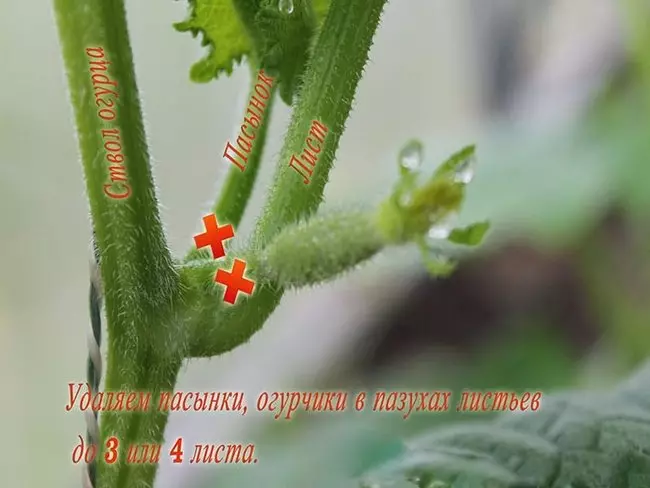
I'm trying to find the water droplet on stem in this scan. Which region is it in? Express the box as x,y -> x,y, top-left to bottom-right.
427,213 -> 458,240
399,140 -> 423,171
454,154 -> 476,184
278,0 -> 294,14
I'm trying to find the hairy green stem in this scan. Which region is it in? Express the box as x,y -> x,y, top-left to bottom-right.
190,0 -> 388,357
214,70 -> 276,227
256,210 -> 384,286
182,209 -> 383,356
54,1 -> 181,487
255,0 -> 387,241
187,64 -> 276,264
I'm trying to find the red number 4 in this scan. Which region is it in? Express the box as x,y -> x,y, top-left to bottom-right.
169,437 -> 183,464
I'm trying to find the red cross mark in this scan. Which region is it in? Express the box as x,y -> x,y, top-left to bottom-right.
193,214 -> 235,259
215,259 -> 256,304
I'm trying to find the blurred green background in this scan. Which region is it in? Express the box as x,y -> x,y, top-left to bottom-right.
3,0 -> 650,486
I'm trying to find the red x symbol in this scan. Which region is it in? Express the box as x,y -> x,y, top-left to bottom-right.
215,259 -> 255,304
193,214 -> 235,259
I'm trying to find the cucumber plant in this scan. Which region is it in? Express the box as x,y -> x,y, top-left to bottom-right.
53,1 -> 488,487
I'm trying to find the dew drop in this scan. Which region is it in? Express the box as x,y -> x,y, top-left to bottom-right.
428,223 -> 451,240
399,140 -> 423,171
454,154 -> 476,184
278,0 -> 294,14
427,213 -> 458,240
